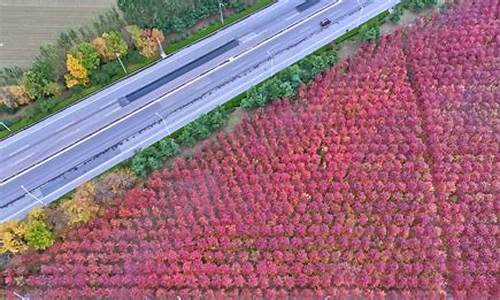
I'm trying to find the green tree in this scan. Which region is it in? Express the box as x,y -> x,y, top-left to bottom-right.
102,31 -> 128,59
158,138 -> 180,157
191,121 -> 210,140
404,0 -> 438,11
21,65 -> 58,100
278,64 -> 302,87
131,152 -> 147,177
263,77 -> 284,100
0,66 -> 24,86
178,125 -> 197,145
389,5 -> 404,23
71,42 -> 100,71
205,108 -> 227,130
241,87 -> 267,109
24,220 -> 54,250
147,155 -> 163,170
38,44 -> 66,82
279,81 -> 295,98
360,24 -> 380,42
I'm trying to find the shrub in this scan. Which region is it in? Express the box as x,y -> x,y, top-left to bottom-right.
101,61 -> 123,78
94,169 -> 138,203
125,50 -> 147,65
126,25 -> 166,58
0,106 -> 19,115
71,43 -> 100,70
21,68 -> 54,100
360,23 -> 381,42
23,220 -> 54,250
0,221 -> 27,254
24,102 -> 42,120
37,98 -> 57,114
0,85 -> 31,109
131,137 -> 180,177
60,182 -> 99,225
89,70 -> 111,85
93,31 -> 128,62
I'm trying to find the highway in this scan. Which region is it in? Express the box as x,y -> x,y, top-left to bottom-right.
0,0 -> 400,221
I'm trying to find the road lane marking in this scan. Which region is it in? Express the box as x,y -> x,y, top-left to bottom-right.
11,152 -> 34,168
0,0 -> 288,150
6,144 -> 31,158
0,0 -> 343,187
2,0 -> 402,222
286,11 -> 299,21
104,107 -> 122,117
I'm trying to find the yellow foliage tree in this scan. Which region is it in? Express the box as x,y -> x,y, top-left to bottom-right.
92,31 -> 128,62
0,221 -> 27,254
64,54 -> 88,88
126,26 -> 166,59
125,25 -> 143,48
143,29 -> 166,59
60,182 -> 99,225
151,29 -> 165,44
27,207 -> 46,222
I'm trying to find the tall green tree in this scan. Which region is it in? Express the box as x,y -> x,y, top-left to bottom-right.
71,42 -> 101,71
21,62 -> 59,100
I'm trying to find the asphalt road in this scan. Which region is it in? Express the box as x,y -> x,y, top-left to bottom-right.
0,0 -> 400,221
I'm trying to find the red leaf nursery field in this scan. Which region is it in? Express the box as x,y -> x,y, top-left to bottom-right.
406,1 -> 499,297
2,1 -> 498,299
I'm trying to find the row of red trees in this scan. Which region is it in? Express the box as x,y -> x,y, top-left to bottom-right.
406,0 -> 499,298
2,1 -> 497,298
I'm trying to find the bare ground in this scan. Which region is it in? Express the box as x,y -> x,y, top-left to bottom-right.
338,5 -> 443,61
0,0 -> 116,68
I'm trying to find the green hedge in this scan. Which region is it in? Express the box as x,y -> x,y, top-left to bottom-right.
334,11 -> 390,44
128,45 -> 339,177
126,9 -> 401,177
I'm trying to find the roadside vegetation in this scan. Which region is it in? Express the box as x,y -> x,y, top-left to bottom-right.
0,0 -> 441,266
2,0 -> 496,297
0,0 -> 271,139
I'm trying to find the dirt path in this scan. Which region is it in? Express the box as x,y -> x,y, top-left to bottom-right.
338,4 -> 443,61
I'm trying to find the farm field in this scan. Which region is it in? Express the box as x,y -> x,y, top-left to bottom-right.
0,0 -> 116,68
1,0 -> 498,298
